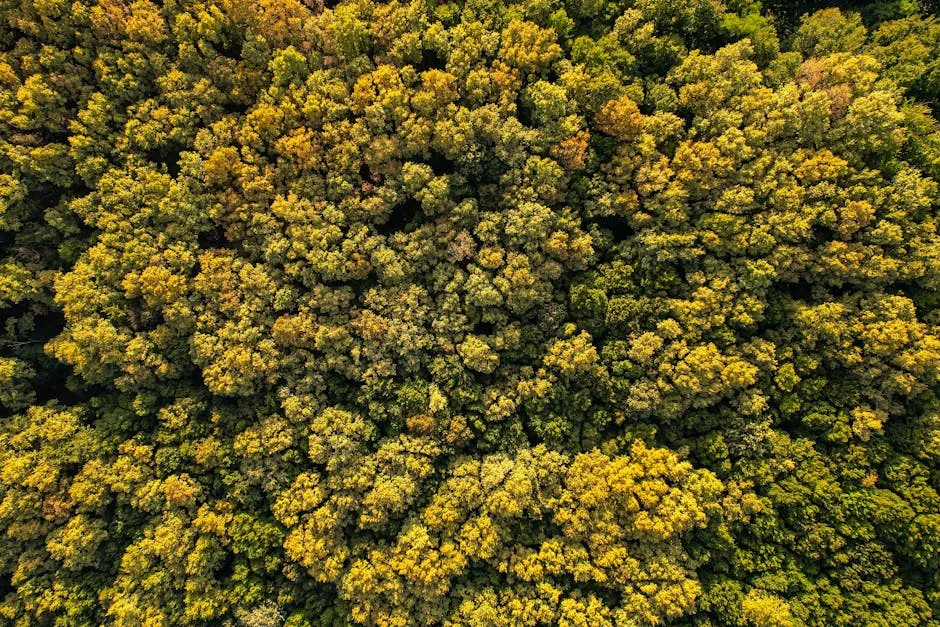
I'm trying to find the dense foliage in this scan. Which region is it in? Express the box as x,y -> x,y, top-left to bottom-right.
2,0 -> 940,624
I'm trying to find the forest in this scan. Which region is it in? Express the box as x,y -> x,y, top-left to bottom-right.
2,0 -> 940,624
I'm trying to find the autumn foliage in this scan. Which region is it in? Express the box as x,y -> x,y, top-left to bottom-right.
2,0 -> 940,625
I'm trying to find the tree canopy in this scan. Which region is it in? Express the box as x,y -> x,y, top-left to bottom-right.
2,0 -> 940,625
